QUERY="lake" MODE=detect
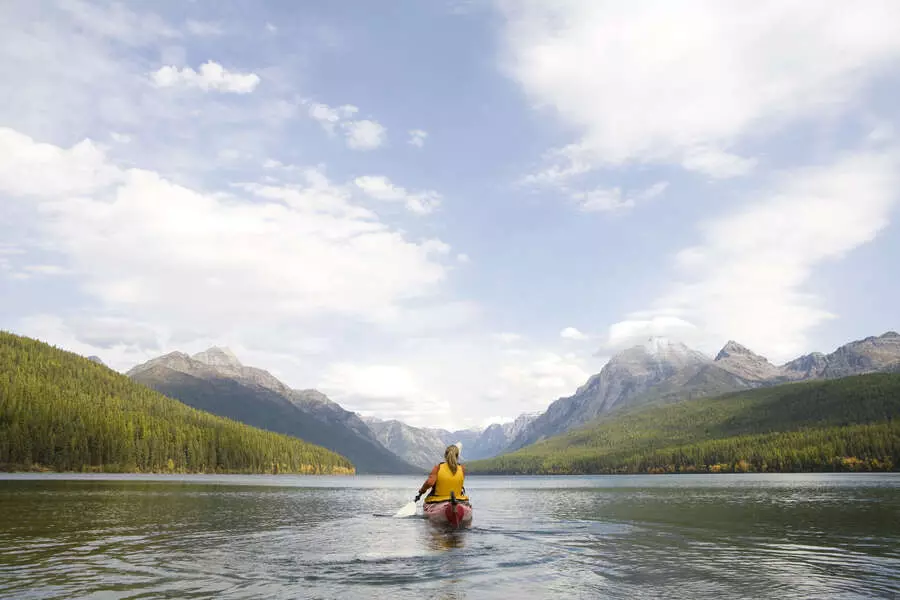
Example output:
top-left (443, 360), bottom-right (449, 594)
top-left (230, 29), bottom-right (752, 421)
top-left (1, 473), bottom-right (898, 599)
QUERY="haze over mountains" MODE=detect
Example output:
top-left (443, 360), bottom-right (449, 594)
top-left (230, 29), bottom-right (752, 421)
top-left (363, 412), bottom-right (539, 469)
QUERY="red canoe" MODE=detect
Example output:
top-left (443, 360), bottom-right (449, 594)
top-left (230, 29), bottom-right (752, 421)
top-left (423, 500), bottom-right (473, 528)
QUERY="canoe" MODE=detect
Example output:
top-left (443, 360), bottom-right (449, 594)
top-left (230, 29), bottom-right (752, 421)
top-left (422, 500), bottom-right (473, 528)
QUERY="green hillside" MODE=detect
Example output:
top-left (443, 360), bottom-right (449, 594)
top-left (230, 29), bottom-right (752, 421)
top-left (0, 332), bottom-right (355, 475)
top-left (468, 374), bottom-right (900, 475)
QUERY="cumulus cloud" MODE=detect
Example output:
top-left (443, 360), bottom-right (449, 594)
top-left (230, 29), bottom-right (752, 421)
top-left (560, 327), bottom-right (588, 340)
top-left (605, 151), bottom-right (900, 361)
top-left (0, 128), bottom-right (453, 336)
top-left (573, 181), bottom-right (668, 213)
top-left (308, 102), bottom-right (358, 133)
top-left (605, 315), bottom-right (700, 351)
top-left (354, 175), bottom-right (442, 215)
top-left (318, 340), bottom-right (593, 429)
top-left (0, 128), bottom-right (120, 196)
top-left (344, 120), bottom-right (387, 150)
top-left (502, 1), bottom-right (900, 181)
top-left (408, 129), bottom-right (428, 147)
top-left (151, 60), bottom-right (260, 93)
top-left (306, 101), bottom-right (387, 150)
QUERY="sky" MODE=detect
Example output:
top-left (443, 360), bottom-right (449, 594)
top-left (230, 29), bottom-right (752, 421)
top-left (2, 0), bottom-right (900, 430)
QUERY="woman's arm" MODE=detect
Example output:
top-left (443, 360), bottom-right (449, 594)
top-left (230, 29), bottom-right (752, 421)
top-left (417, 465), bottom-right (440, 496)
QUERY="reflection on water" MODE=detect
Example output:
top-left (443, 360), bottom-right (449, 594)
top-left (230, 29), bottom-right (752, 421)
top-left (423, 526), bottom-right (467, 552)
top-left (0, 474), bottom-right (898, 599)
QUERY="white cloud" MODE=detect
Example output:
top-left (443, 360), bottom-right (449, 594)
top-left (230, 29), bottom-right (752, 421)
top-left (606, 151), bottom-right (900, 361)
top-left (681, 148), bottom-right (757, 179)
top-left (109, 132), bottom-right (131, 144)
top-left (489, 351), bottom-right (591, 409)
top-left (0, 128), bottom-right (120, 196)
top-left (151, 61), bottom-right (260, 93)
top-left (502, 1), bottom-right (900, 180)
top-left (308, 102), bottom-right (358, 134)
top-left (317, 338), bottom-right (594, 429)
top-left (573, 180), bottom-right (668, 213)
top-left (456, 253), bottom-right (470, 264)
top-left (408, 129), bottom-right (428, 148)
top-left (318, 363), bottom-right (450, 426)
top-left (344, 120), bottom-right (387, 150)
top-left (0, 128), bottom-right (453, 335)
top-left (560, 327), bottom-right (588, 341)
top-left (306, 101), bottom-right (387, 150)
top-left (354, 175), bottom-right (442, 215)
top-left (606, 315), bottom-right (700, 351)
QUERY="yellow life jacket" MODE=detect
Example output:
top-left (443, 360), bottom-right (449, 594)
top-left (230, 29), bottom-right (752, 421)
top-left (425, 462), bottom-right (468, 503)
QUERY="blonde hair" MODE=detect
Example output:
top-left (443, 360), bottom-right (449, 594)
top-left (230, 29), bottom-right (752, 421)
top-left (444, 444), bottom-right (460, 475)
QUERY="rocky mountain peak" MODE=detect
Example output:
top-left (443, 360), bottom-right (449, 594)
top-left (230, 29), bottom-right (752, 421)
top-left (713, 340), bottom-right (780, 381)
top-left (610, 337), bottom-right (710, 370)
top-left (126, 351), bottom-right (193, 377)
top-left (192, 347), bottom-right (242, 369)
top-left (880, 331), bottom-right (899, 339)
top-left (715, 340), bottom-right (755, 361)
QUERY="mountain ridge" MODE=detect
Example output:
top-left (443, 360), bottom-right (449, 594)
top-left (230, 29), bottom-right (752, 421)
top-left (505, 331), bottom-right (900, 452)
top-left (127, 350), bottom-right (419, 474)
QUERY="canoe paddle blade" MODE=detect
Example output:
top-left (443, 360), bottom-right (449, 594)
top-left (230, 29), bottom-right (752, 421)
top-left (393, 500), bottom-right (417, 518)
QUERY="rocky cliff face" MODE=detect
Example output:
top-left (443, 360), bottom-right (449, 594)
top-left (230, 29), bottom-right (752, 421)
top-left (714, 341), bottom-right (782, 381)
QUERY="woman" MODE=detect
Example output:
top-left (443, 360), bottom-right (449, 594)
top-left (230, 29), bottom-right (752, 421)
top-left (415, 443), bottom-right (473, 527)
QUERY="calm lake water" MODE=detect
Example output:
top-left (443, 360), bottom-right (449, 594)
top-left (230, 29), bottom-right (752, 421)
top-left (1, 473), bottom-right (898, 599)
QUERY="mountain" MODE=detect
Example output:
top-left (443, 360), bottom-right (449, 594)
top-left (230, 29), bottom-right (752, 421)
top-left (362, 418), bottom-right (448, 470)
top-left (0, 331), bottom-right (354, 474)
top-left (86, 355), bottom-right (106, 366)
top-left (506, 332), bottom-right (900, 452)
top-left (363, 412), bottom-right (540, 469)
top-left (714, 341), bottom-right (781, 381)
top-left (507, 337), bottom-right (752, 451)
top-left (782, 332), bottom-right (900, 380)
top-left (468, 372), bottom-right (900, 475)
top-left (127, 348), bottom-right (419, 474)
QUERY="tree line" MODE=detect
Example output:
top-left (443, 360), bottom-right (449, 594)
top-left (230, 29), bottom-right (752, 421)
top-left (0, 332), bottom-right (355, 475)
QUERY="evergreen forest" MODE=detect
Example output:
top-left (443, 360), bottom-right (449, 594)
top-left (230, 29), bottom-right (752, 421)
top-left (0, 332), bottom-right (355, 474)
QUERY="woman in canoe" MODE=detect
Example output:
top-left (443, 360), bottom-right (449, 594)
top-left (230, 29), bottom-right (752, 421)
top-left (415, 443), bottom-right (473, 527)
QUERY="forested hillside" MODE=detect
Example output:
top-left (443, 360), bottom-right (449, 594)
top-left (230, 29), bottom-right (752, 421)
top-left (468, 374), bottom-right (900, 475)
top-left (0, 332), bottom-right (355, 474)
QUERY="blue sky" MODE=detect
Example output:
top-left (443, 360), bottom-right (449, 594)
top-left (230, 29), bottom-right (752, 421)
top-left (2, 0), bottom-right (899, 429)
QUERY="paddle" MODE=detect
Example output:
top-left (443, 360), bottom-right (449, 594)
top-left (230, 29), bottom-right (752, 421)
top-left (393, 442), bottom-right (462, 518)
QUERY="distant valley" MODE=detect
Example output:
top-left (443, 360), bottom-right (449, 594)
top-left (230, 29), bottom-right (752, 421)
top-left (363, 412), bottom-right (539, 469)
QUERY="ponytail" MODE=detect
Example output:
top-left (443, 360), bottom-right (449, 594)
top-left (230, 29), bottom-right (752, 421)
top-left (444, 444), bottom-right (459, 475)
